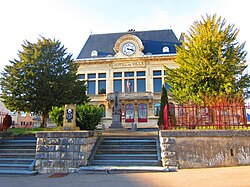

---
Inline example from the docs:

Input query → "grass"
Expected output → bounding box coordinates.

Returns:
[7,126,62,136]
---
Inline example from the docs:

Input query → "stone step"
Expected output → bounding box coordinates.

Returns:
[0,158,34,164]
[0,152,36,158]
[3,140,37,143]
[96,148,157,154]
[0,163,31,170]
[98,144,157,149]
[0,143,36,148]
[0,149,36,153]
[92,159,159,166]
[94,154,158,160]
[0,169,38,175]
[101,139,156,146]
[79,166,172,174]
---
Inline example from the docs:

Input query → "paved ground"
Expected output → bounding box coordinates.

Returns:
[0,166,249,187]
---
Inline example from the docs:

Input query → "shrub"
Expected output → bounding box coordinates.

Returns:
[76,104,103,130]
[49,106,64,127]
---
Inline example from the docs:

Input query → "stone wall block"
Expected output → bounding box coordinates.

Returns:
[80,145,88,152]
[48,152,60,159]
[36,145,47,152]
[62,138,75,145]
[37,138,45,145]
[36,152,47,159]
[55,145,67,152]
[161,151,176,158]
[46,138,60,145]
[75,138,88,145]
[160,137,176,144]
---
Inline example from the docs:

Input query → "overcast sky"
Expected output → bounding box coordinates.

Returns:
[0,0,249,74]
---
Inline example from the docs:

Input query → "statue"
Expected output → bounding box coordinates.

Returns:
[109,91,123,129]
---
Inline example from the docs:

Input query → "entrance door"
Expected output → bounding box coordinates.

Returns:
[125,104,134,122]
[138,103,147,122]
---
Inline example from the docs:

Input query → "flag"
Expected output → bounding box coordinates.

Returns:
[126,79,130,92]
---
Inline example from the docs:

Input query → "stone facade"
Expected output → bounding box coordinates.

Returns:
[35,131,101,173]
[159,130,250,169]
[75,30,180,128]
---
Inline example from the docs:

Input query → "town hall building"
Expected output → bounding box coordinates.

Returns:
[75,29,181,128]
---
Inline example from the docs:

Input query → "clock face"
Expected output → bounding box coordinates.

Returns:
[122,42,136,56]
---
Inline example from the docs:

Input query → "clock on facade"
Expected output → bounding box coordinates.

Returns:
[122,42,136,56]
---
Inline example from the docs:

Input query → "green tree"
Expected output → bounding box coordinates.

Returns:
[0,37,89,127]
[164,14,250,104]
[157,85,169,129]
[49,106,64,127]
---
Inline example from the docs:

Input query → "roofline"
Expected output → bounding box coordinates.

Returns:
[89,28,174,36]
[75,53,176,62]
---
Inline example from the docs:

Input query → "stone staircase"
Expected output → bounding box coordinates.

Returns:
[0,135,38,175]
[80,136,168,173]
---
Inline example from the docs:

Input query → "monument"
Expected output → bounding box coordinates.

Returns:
[63,104,78,130]
[109,92,123,129]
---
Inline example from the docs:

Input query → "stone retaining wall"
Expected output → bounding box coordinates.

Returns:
[35,131,101,173]
[159,130,250,169]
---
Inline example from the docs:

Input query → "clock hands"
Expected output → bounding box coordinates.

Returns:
[126,48,134,52]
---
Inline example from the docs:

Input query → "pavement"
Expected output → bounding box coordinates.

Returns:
[0,166,249,187]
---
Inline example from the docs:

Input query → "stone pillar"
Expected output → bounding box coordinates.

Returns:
[63,104,78,130]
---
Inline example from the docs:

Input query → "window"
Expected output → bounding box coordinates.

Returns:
[114,79,122,92]
[125,72,134,77]
[78,74,85,80]
[153,78,162,92]
[98,73,106,78]
[98,80,106,94]
[154,103,161,116]
[99,104,106,117]
[113,72,122,77]
[91,50,98,57]
[162,46,170,53]
[138,103,147,122]
[137,79,146,92]
[125,104,134,122]
[153,70,162,76]
[87,81,96,94]
[137,71,145,76]
[125,79,134,93]
[88,73,96,79]
[20,112,26,117]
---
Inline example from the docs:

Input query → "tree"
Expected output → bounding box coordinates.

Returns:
[76,104,103,130]
[0,37,89,127]
[157,85,169,129]
[164,14,250,104]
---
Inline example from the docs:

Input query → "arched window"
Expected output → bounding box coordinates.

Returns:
[138,103,147,122]
[125,104,134,122]
[162,46,169,53]
[91,50,98,57]
[99,104,106,117]
[154,103,161,116]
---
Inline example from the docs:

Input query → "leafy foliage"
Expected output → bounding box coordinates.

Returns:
[0,37,89,126]
[164,14,250,104]
[157,85,169,129]
[76,104,103,130]
[49,106,64,127]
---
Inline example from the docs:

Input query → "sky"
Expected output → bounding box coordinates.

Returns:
[0,0,250,75]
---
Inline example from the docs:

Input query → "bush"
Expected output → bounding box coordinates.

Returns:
[49,106,64,127]
[76,104,103,130]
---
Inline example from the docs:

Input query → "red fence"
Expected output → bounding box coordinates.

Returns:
[164,104,248,130]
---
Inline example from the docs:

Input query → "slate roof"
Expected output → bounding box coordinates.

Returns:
[77,29,181,59]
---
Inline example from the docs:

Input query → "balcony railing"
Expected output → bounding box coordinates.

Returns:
[107,92,153,101]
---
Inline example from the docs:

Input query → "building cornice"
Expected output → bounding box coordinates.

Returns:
[75,54,176,65]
